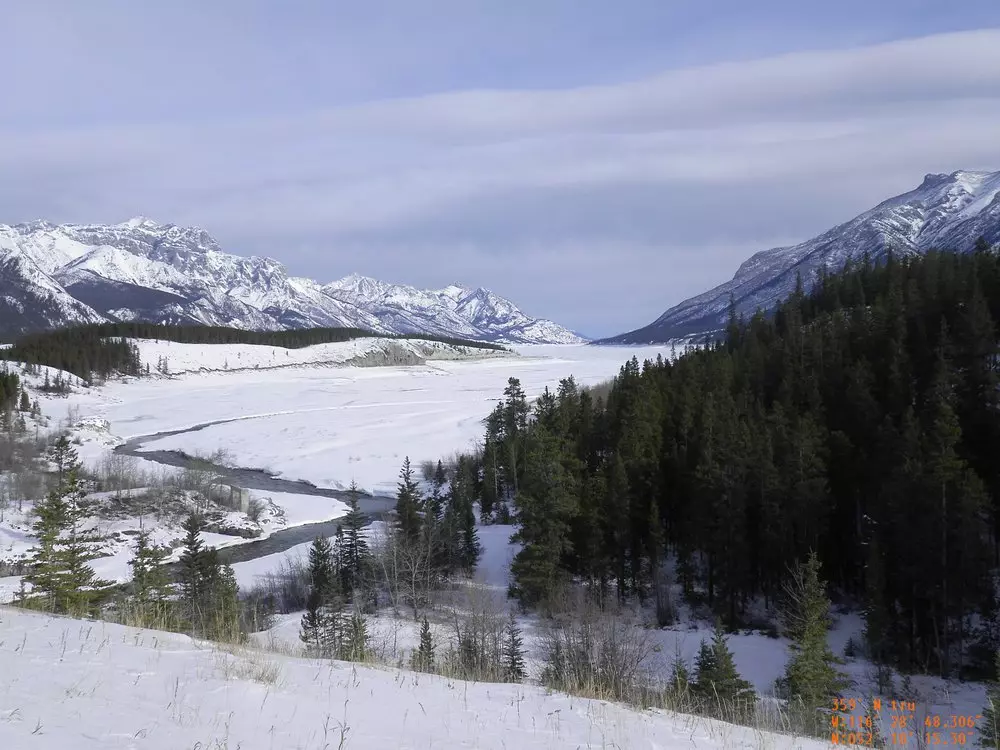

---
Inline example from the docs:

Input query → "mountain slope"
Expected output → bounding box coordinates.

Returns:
[0,219,583,343]
[602,169,1000,343]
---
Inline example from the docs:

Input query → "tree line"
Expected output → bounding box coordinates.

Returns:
[455,239,1000,682]
[0,322,507,381]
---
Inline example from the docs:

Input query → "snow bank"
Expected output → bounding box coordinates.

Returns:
[0,606,831,750]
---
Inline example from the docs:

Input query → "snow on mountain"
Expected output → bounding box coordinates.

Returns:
[324,274,585,344]
[0,220,583,344]
[602,169,1000,344]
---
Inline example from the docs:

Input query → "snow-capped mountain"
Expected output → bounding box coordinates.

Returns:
[602,169,1000,344]
[0,219,584,343]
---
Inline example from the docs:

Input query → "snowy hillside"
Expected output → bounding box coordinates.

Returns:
[0,218,584,343]
[604,169,1000,343]
[0,607,829,750]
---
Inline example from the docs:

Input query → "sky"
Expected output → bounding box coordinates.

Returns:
[1,2,999,337]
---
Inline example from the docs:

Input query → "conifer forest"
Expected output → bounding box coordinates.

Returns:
[454,242,1000,681]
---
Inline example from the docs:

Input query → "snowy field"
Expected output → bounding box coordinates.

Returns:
[124,335,513,375]
[0,606,831,750]
[50,343,673,495]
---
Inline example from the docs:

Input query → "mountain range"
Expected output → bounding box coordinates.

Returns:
[602,169,1000,344]
[0,218,583,344]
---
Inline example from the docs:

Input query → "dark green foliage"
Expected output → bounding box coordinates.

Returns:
[300,535,343,656]
[438,245,1000,676]
[395,456,423,541]
[20,469,114,616]
[693,622,756,712]
[178,512,209,611]
[0,370,20,412]
[503,614,527,682]
[780,553,847,733]
[129,529,171,610]
[411,616,436,672]
[341,610,369,662]
[341,481,370,595]
[0,322,507,379]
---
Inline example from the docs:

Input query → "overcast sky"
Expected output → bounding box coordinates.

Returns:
[2,2,999,336]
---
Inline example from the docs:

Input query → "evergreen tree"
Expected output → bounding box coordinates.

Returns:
[177,512,209,618]
[128,527,173,620]
[22,470,112,615]
[781,552,846,730]
[300,535,341,656]
[411,616,436,672]
[47,434,80,485]
[395,457,422,541]
[669,645,691,694]
[503,614,527,682]
[341,610,369,662]
[693,622,756,711]
[341,481,369,594]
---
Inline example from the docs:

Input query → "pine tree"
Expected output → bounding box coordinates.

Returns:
[411,616,435,672]
[128,527,173,622]
[429,460,447,522]
[22,482,68,611]
[178,512,209,619]
[300,535,341,656]
[300,587,329,656]
[342,480,369,593]
[693,621,756,714]
[503,613,527,682]
[341,610,369,662]
[395,457,422,541]
[307,535,338,603]
[21,470,112,615]
[204,562,241,642]
[669,645,691,694]
[47,434,80,485]
[781,552,847,731]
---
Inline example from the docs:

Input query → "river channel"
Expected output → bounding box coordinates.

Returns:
[114,419,396,566]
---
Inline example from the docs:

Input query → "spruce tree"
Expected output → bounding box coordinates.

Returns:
[300,535,341,656]
[395,457,422,541]
[341,610,369,662]
[503,613,527,682]
[669,645,691,694]
[47,434,80,485]
[693,622,756,714]
[178,512,209,619]
[22,469,111,615]
[300,587,329,656]
[342,480,369,593]
[781,552,846,731]
[128,527,172,622]
[411,616,435,672]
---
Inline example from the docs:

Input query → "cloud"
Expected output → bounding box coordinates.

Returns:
[1,29,999,335]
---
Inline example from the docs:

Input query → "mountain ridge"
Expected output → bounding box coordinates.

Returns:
[599,168,1000,344]
[0,219,584,344]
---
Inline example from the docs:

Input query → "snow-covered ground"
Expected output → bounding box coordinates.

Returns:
[2,342,669,599]
[49,343,672,495]
[0,606,830,750]
[127,335,513,375]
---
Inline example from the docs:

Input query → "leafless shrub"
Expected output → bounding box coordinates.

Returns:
[246,497,266,523]
[539,594,654,703]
